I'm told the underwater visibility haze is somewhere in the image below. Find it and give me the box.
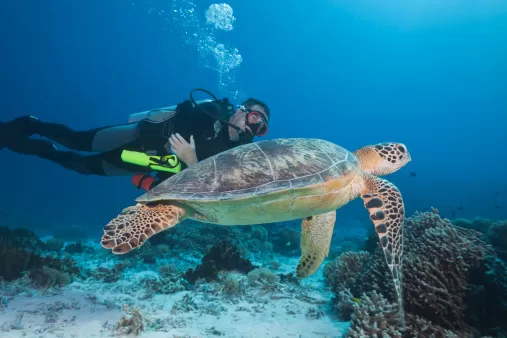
[0,0,506,337]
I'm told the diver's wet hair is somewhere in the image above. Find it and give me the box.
[242,98,270,121]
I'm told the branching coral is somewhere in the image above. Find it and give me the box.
[114,304,150,336]
[323,251,370,296]
[222,272,246,296]
[452,217,507,261]
[347,291,465,338]
[346,291,402,338]
[334,289,356,321]
[401,212,493,331]
[325,211,506,337]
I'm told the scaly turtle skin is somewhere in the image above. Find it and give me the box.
[100,138,411,326]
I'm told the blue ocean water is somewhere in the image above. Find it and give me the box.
[0,1,506,336]
[1,0,506,231]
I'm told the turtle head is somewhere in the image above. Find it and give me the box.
[355,142,411,176]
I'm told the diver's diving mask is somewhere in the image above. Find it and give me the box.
[237,105,269,137]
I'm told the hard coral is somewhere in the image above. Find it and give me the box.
[183,241,257,283]
[452,217,493,233]
[114,304,150,336]
[325,211,506,337]
[487,220,507,260]
[346,291,402,338]
[323,251,370,296]
[452,217,507,261]
[0,226,80,285]
[466,257,507,335]
[0,226,43,250]
[401,215,491,332]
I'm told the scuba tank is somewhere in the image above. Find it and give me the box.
[127,99,214,123]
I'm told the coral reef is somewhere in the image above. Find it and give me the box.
[183,241,257,283]
[222,272,247,296]
[346,291,461,338]
[143,220,273,259]
[453,217,507,261]
[452,217,494,233]
[0,226,80,286]
[114,304,150,336]
[63,242,94,254]
[247,268,280,286]
[0,221,343,337]
[87,262,131,283]
[324,211,507,337]
[138,264,188,297]
[42,238,65,252]
[346,291,402,338]
[251,225,269,242]
[487,220,507,260]
[269,225,301,256]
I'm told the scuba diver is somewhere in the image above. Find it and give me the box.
[0,88,270,191]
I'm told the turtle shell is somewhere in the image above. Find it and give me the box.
[136,138,359,203]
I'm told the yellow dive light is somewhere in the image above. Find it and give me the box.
[121,150,182,173]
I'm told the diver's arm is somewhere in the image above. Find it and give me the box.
[169,133,197,166]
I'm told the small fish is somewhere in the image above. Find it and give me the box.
[409,172,416,177]
[494,205,501,209]
[285,241,291,247]
[456,205,464,211]
[353,298,361,303]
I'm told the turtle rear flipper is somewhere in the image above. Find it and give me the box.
[361,173,405,328]
[296,210,336,278]
[101,203,187,254]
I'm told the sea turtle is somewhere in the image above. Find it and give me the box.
[100,138,411,324]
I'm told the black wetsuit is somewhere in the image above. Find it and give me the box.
[3,99,243,182]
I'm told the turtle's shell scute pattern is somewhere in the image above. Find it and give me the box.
[139,138,358,202]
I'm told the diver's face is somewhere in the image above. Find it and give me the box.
[228,104,268,141]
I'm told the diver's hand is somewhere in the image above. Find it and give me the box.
[169,133,198,166]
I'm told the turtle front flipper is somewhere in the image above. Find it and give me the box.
[296,210,336,278]
[101,203,187,254]
[361,173,405,327]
